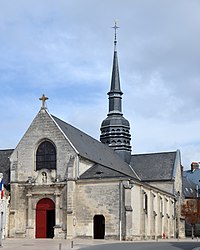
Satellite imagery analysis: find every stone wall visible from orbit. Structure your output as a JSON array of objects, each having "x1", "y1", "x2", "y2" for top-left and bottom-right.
[
  {"x1": 125, "y1": 182, "x2": 176, "y2": 240},
  {"x1": 75, "y1": 180, "x2": 120, "y2": 239},
  {"x1": 9, "y1": 109, "x2": 77, "y2": 238},
  {"x1": 10, "y1": 110, "x2": 77, "y2": 184}
]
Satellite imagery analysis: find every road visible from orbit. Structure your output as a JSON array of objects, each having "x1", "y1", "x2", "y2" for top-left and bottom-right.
[{"x1": 80, "y1": 242, "x2": 200, "y2": 250}]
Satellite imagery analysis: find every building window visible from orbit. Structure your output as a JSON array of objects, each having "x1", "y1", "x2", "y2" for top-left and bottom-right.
[
  {"x1": 160, "y1": 197, "x2": 164, "y2": 217},
  {"x1": 144, "y1": 194, "x2": 148, "y2": 213},
  {"x1": 36, "y1": 141, "x2": 56, "y2": 170},
  {"x1": 143, "y1": 192, "x2": 148, "y2": 214}
]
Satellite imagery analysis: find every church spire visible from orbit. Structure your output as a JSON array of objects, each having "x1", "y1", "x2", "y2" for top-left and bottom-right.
[
  {"x1": 100, "y1": 22, "x2": 132, "y2": 164},
  {"x1": 108, "y1": 21, "x2": 123, "y2": 115}
]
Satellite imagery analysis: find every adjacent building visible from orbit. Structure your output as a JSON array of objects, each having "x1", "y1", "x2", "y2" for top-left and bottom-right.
[{"x1": 183, "y1": 162, "x2": 200, "y2": 237}]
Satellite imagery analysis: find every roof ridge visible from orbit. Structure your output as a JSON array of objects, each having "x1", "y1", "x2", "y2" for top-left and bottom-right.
[{"x1": 132, "y1": 151, "x2": 177, "y2": 157}]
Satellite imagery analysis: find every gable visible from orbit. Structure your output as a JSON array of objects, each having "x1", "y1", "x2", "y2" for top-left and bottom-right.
[{"x1": 10, "y1": 109, "x2": 77, "y2": 182}]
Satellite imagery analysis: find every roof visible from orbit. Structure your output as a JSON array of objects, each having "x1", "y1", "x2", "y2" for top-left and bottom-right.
[
  {"x1": 80, "y1": 164, "x2": 130, "y2": 179},
  {"x1": 182, "y1": 174, "x2": 197, "y2": 198},
  {"x1": 130, "y1": 151, "x2": 178, "y2": 181},
  {"x1": 0, "y1": 149, "x2": 14, "y2": 187},
  {"x1": 51, "y1": 115, "x2": 138, "y2": 180},
  {"x1": 183, "y1": 169, "x2": 200, "y2": 184},
  {"x1": 183, "y1": 169, "x2": 200, "y2": 198}
]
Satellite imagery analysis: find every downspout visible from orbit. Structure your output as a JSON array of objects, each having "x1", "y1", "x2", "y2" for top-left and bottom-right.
[
  {"x1": 76, "y1": 155, "x2": 80, "y2": 179},
  {"x1": 119, "y1": 180, "x2": 123, "y2": 241}
]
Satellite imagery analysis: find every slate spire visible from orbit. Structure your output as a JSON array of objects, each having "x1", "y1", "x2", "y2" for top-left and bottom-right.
[
  {"x1": 108, "y1": 21, "x2": 123, "y2": 115},
  {"x1": 100, "y1": 22, "x2": 132, "y2": 164}
]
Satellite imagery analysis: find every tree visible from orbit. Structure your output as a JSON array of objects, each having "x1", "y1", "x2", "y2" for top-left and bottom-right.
[{"x1": 181, "y1": 199, "x2": 200, "y2": 239}]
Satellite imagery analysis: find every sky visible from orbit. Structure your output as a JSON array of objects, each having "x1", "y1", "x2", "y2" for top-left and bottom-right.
[{"x1": 0, "y1": 0, "x2": 200, "y2": 169}]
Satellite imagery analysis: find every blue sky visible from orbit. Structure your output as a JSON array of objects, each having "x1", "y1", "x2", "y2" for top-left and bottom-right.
[{"x1": 1, "y1": 0, "x2": 200, "y2": 169}]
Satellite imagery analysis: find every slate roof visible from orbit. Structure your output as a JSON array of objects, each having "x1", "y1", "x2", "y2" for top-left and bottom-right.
[
  {"x1": 183, "y1": 169, "x2": 200, "y2": 185},
  {"x1": 0, "y1": 149, "x2": 14, "y2": 187},
  {"x1": 80, "y1": 164, "x2": 130, "y2": 179},
  {"x1": 130, "y1": 151, "x2": 178, "y2": 181},
  {"x1": 183, "y1": 169, "x2": 200, "y2": 198},
  {"x1": 51, "y1": 115, "x2": 138, "y2": 179},
  {"x1": 182, "y1": 174, "x2": 197, "y2": 198}
]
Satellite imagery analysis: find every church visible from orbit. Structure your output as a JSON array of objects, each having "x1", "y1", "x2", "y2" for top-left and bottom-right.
[{"x1": 0, "y1": 26, "x2": 184, "y2": 240}]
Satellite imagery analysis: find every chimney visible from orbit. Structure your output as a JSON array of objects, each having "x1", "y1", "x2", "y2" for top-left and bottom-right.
[{"x1": 191, "y1": 162, "x2": 199, "y2": 172}]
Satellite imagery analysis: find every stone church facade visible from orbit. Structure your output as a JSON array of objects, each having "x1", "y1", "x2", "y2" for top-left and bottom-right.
[{"x1": 0, "y1": 29, "x2": 184, "y2": 240}]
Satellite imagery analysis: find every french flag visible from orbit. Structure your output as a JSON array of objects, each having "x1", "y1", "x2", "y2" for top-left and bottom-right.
[{"x1": 0, "y1": 179, "x2": 4, "y2": 199}]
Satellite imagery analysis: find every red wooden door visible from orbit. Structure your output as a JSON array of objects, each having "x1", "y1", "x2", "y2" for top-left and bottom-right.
[
  {"x1": 36, "y1": 198, "x2": 55, "y2": 238},
  {"x1": 36, "y1": 209, "x2": 46, "y2": 238}
]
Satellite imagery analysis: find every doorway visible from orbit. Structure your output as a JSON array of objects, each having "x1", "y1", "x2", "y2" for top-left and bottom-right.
[
  {"x1": 93, "y1": 215, "x2": 105, "y2": 239},
  {"x1": 36, "y1": 198, "x2": 55, "y2": 238}
]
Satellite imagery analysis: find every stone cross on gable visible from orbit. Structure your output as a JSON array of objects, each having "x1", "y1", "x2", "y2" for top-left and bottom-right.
[{"x1": 39, "y1": 94, "x2": 48, "y2": 109}]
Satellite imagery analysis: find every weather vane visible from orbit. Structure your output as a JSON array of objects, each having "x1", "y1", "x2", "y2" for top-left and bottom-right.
[{"x1": 112, "y1": 20, "x2": 120, "y2": 50}]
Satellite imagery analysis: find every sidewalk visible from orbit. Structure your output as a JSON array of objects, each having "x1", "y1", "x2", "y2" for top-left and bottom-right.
[
  {"x1": 0, "y1": 238, "x2": 111, "y2": 250},
  {"x1": 0, "y1": 238, "x2": 199, "y2": 250}
]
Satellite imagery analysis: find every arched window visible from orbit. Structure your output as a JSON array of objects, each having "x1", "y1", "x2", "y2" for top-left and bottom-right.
[{"x1": 36, "y1": 141, "x2": 56, "y2": 170}]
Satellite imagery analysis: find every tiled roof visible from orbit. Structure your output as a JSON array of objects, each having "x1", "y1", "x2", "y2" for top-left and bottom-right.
[
  {"x1": 0, "y1": 149, "x2": 14, "y2": 187},
  {"x1": 130, "y1": 151, "x2": 178, "y2": 181}
]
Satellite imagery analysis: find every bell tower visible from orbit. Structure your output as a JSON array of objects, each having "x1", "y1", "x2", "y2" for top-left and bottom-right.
[{"x1": 100, "y1": 22, "x2": 131, "y2": 163}]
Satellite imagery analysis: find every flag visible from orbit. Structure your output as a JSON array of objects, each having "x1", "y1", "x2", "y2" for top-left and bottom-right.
[{"x1": 0, "y1": 179, "x2": 4, "y2": 199}]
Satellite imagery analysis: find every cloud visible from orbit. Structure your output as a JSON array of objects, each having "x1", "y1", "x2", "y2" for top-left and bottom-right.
[{"x1": 0, "y1": 0, "x2": 200, "y2": 169}]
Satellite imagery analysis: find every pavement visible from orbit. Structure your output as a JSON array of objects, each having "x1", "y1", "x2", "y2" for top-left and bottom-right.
[
  {"x1": 0, "y1": 238, "x2": 111, "y2": 250},
  {"x1": 0, "y1": 238, "x2": 199, "y2": 250}
]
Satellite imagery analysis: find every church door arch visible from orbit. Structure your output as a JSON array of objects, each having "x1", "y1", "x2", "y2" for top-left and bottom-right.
[
  {"x1": 93, "y1": 215, "x2": 105, "y2": 239},
  {"x1": 36, "y1": 198, "x2": 55, "y2": 238}
]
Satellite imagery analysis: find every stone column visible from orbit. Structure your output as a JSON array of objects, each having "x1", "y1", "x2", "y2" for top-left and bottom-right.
[
  {"x1": 26, "y1": 193, "x2": 34, "y2": 238},
  {"x1": 124, "y1": 182, "x2": 133, "y2": 240},
  {"x1": 55, "y1": 191, "x2": 61, "y2": 226},
  {"x1": 54, "y1": 190, "x2": 64, "y2": 239}
]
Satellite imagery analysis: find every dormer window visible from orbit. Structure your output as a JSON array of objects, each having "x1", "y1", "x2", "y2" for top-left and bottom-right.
[{"x1": 36, "y1": 141, "x2": 56, "y2": 170}]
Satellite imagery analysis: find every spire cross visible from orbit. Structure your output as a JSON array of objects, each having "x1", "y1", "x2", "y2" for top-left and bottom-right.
[
  {"x1": 112, "y1": 20, "x2": 120, "y2": 50},
  {"x1": 39, "y1": 94, "x2": 48, "y2": 109}
]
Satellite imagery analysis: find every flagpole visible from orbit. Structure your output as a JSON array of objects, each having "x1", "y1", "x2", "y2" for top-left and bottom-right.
[{"x1": 0, "y1": 173, "x2": 4, "y2": 247}]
